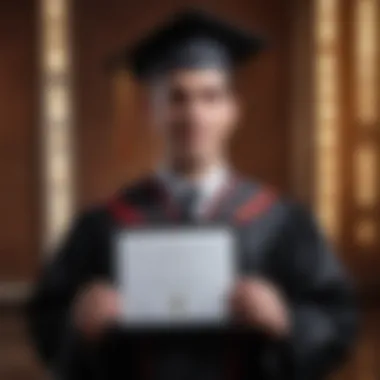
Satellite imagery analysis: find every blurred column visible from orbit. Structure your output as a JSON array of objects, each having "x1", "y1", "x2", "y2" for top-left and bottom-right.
[
  {"x1": 40, "y1": 0, "x2": 74, "y2": 254},
  {"x1": 353, "y1": 0, "x2": 379, "y2": 248},
  {"x1": 314, "y1": 0, "x2": 341, "y2": 241}
]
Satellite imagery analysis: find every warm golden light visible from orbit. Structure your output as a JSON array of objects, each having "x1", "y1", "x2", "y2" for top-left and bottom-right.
[
  {"x1": 354, "y1": 144, "x2": 377, "y2": 208},
  {"x1": 41, "y1": 0, "x2": 73, "y2": 253},
  {"x1": 353, "y1": 0, "x2": 378, "y2": 247},
  {"x1": 355, "y1": 0, "x2": 378, "y2": 125},
  {"x1": 314, "y1": 0, "x2": 340, "y2": 239}
]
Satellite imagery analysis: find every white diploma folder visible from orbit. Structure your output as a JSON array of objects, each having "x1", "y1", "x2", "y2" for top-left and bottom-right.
[{"x1": 115, "y1": 226, "x2": 236, "y2": 327}]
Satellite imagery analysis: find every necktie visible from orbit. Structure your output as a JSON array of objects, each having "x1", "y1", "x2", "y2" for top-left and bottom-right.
[{"x1": 177, "y1": 187, "x2": 199, "y2": 221}]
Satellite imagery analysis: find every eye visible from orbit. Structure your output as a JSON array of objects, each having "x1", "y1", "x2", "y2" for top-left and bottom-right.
[{"x1": 169, "y1": 88, "x2": 187, "y2": 105}]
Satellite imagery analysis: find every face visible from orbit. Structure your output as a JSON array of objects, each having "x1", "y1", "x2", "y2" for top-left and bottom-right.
[{"x1": 149, "y1": 68, "x2": 239, "y2": 166}]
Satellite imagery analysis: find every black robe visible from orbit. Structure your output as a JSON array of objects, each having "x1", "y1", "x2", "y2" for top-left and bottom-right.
[{"x1": 27, "y1": 175, "x2": 357, "y2": 380}]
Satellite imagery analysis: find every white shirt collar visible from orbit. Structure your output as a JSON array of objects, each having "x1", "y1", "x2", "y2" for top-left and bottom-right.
[{"x1": 156, "y1": 164, "x2": 230, "y2": 217}]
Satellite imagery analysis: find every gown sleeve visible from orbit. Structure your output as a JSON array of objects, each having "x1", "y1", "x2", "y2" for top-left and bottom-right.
[
  {"x1": 270, "y1": 202, "x2": 358, "y2": 380},
  {"x1": 27, "y1": 210, "x2": 105, "y2": 377}
]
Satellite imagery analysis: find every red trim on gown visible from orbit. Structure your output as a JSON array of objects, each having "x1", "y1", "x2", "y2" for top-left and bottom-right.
[{"x1": 234, "y1": 187, "x2": 277, "y2": 224}]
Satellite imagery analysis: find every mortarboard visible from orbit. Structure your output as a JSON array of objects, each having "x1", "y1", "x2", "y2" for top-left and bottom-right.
[{"x1": 108, "y1": 8, "x2": 266, "y2": 81}]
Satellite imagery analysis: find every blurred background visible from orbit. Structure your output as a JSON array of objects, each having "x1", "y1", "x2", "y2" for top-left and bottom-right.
[{"x1": 1, "y1": 0, "x2": 379, "y2": 379}]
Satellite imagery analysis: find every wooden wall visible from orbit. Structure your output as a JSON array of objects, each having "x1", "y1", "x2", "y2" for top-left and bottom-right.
[
  {"x1": 338, "y1": 0, "x2": 380, "y2": 295},
  {"x1": 0, "y1": 0, "x2": 39, "y2": 282}
]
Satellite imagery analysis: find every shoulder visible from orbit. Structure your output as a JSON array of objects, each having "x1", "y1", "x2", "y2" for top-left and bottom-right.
[
  {"x1": 235, "y1": 176, "x2": 317, "y2": 227},
  {"x1": 72, "y1": 176, "x2": 157, "y2": 226},
  {"x1": 234, "y1": 176, "x2": 279, "y2": 203}
]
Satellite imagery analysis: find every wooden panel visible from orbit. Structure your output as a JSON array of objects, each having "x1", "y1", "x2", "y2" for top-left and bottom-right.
[
  {"x1": 339, "y1": 0, "x2": 380, "y2": 290},
  {"x1": 73, "y1": 0, "x2": 295, "y2": 206},
  {"x1": 0, "y1": 0, "x2": 39, "y2": 281}
]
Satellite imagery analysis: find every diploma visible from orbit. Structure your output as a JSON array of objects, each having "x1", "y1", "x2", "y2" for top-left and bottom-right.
[{"x1": 114, "y1": 226, "x2": 236, "y2": 327}]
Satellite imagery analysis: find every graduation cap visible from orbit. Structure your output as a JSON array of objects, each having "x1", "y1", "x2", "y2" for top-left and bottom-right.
[{"x1": 108, "y1": 8, "x2": 266, "y2": 81}]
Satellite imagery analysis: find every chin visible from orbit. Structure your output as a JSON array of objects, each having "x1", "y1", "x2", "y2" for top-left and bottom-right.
[{"x1": 173, "y1": 151, "x2": 208, "y2": 167}]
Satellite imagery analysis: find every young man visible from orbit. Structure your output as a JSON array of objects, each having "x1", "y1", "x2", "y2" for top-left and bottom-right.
[{"x1": 29, "y1": 9, "x2": 356, "y2": 380}]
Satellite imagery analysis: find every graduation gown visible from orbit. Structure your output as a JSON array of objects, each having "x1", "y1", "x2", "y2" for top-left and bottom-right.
[{"x1": 27, "y1": 175, "x2": 357, "y2": 380}]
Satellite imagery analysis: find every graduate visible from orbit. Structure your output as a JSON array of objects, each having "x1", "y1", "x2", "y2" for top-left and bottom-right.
[{"x1": 28, "y1": 9, "x2": 357, "y2": 380}]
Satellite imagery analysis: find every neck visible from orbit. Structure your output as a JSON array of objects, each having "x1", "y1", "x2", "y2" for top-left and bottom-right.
[{"x1": 167, "y1": 156, "x2": 225, "y2": 182}]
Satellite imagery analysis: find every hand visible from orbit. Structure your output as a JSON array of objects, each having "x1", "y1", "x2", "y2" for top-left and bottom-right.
[
  {"x1": 230, "y1": 278, "x2": 291, "y2": 338},
  {"x1": 72, "y1": 281, "x2": 122, "y2": 341}
]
